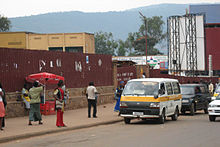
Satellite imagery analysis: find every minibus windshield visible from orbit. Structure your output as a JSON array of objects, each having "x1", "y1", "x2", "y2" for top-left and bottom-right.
[{"x1": 123, "y1": 81, "x2": 159, "y2": 96}]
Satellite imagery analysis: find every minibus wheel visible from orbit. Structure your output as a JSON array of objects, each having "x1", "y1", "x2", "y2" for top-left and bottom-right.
[
  {"x1": 124, "y1": 118, "x2": 131, "y2": 124},
  {"x1": 159, "y1": 109, "x2": 165, "y2": 124},
  {"x1": 172, "y1": 107, "x2": 178, "y2": 121}
]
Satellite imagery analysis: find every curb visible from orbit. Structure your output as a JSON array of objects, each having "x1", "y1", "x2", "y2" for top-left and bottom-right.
[{"x1": 0, "y1": 118, "x2": 123, "y2": 144}]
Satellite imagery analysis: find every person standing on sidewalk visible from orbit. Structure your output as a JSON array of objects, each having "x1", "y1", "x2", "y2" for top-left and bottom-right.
[
  {"x1": 86, "y1": 82, "x2": 98, "y2": 118},
  {"x1": 54, "y1": 80, "x2": 66, "y2": 127},
  {"x1": 142, "y1": 72, "x2": 146, "y2": 78},
  {"x1": 0, "y1": 82, "x2": 6, "y2": 131},
  {"x1": 28, "y1": 81, "x2": 43, "y2": 125},
  {"x1": 209, "y1": 81, "x2": 214, "y2": 95},
  {"x1": 114, "y1": 81, "x2": 124, "y2": 113},
  {"x1": 22, "y1": 83, "x2": 30, "y2": 112}
]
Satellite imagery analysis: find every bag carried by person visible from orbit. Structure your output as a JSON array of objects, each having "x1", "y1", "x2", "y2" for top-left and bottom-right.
[{"x1": 56, "y1": 100, "x2": 63, "y2": 109}]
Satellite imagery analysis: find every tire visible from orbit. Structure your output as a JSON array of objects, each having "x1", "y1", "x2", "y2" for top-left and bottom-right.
[
  {"x1": 124, "y1": 117, "x2": 131, "y2": 124},
  {"x1": 181, "y1": 110, "x2": 185, "y2": 115},
  {"x1": 209, "y1": 115, "x2": 216, "y2": 122},
  {"x1": 204, "y1": 103, "x2": 208, "y2": 114},
  {"x1": 172, "y1": 107, "x2": 179, "y2": 121},
  {"x1": 190, "y1": 104, "x2": 195, "y2": 116},
  {"x1": 159, "y1": 109, "x2": 166, "y2": 124}
]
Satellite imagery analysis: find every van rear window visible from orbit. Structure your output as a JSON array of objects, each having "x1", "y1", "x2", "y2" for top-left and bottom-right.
[{"x1": 180, "y1": 86, "x2": 195, "y2": 95}]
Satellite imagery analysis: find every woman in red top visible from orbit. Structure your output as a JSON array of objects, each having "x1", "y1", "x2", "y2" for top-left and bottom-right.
[{"x1": 54, "y1": 80, "x2": 66, "y2": 127}]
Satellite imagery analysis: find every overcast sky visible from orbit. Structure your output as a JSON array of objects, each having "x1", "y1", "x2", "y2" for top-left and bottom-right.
[{"x1": 1, "y1": 0, "x2": 220, "y2": 18}]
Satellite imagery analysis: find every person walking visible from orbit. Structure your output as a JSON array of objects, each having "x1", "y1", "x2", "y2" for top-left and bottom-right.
[
  {"x1": 86, "y1": 82, "x2": 98, "y2": 118},
  {"x1": 28, "y1": 81, "x2": 43, "y2": 125},
  {"x1": 114, "y1": 81, "x2": 124, "y2": 113},
  {"x1": 209, "y1": 81, "x2": 214, "y2": 95},
  {"x1": 54, "y1": 80, "x2": 66, "y2": 127},
  {"x1": 142, "y1": 72, "x2": 146, "y2": 78},
  {"x1": 22, "y1": 83, "x2": 30, "y2": 111},
  {"x1": 0, "y1": 82, "x2": 6, "y2": 131}
]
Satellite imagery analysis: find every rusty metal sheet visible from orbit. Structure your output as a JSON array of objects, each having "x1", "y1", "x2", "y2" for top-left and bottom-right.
[
  {"x1": 205, "y1": 27, "x2": 220, "y2": 71},
  {"x1": 117, "y1": 66, "x2": 137, "y2": 84},
  {"x1": 0, "y1": 48, "x2": 113, "y2": 92},
  {"x1": 149, "y1": 69, "x2": 219, "y2": 84}
]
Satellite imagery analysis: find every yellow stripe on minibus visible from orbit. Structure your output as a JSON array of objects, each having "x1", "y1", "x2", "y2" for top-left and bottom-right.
[{"x1": 121, "y1": 95, "x2": 182, "y2": 102}]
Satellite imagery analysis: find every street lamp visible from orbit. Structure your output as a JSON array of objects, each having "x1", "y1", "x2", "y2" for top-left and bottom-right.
[{"x1": 139, "y1": 12, "x2": 147, "y2": 64}]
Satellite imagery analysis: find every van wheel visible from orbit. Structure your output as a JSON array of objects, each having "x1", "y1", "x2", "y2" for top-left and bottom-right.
[
  {"x1": 204, "y1": 103, "x2": 208, "y2": 114},
  {"x1": 181, "y1": 110, "x2": 185, "y2": 115},
  {"x1": 209, "y1": 115, "x2": 216, "y2": 122},
  {"x1": 159, "y1": 109, "x2": 166, "y2": 124},
  {"x1": 124, "y1": 118, "x2": 131, "y2": 124},
  {"x1": 190, "y1": 104, "x2": 195, "y2": 116},
  {"x1": 172, "y1": 107, "x2": 179, "y2": 121}
]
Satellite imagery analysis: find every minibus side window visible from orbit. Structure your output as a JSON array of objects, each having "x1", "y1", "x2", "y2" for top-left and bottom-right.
[
  {"x1": 166, "y1": 82, "x2": 173, "y2": 95},
  {"x1": 172, "y1": 82, "x2": 181, "y2": 94},
  {"x1": 160, "y1": 83, "x2": 166, "y2": 95}
]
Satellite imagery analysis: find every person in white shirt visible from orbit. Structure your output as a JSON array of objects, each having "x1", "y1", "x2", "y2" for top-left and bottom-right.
[
  {"x1": 209, "y1": 82, "x2": 214, "y2": 95},
  {"x1": 86, "y1": 82, "x2": 98, "y2": 118},
  {"x1": 142, "y1": 72, "x2": 146, "y2": 78}
]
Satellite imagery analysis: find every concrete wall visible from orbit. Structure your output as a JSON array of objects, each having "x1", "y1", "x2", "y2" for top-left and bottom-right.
[
  {"x1": 85, "y1": 33, "x2": 95, "y2": 54},
  {"x1": 5, "y1": 86, "x2": 115, "y2": 118},
  {"x1": 0, "y1": 32, "x2": 26, "y2": 49},
  {"x1": 28, "y1": 34, "x2": 48, "y2": 50},
  {"x1": 0, "y1": 32, "x2": 95, "y2": 53}
]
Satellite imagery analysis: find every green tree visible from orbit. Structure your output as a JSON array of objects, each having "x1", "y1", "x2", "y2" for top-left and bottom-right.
[
  {"x1": 0, "y1": 15, "x2": 11, "y2": 32},
  {"x1": 117, "y1": 39, "x2": 127, "y2": 56},
  {"x1": 95, "y1": 31, "x2": 118, "y2": 55},
  {"x1": 126, "y1": 16, "x2": 165, "y2": 55}
]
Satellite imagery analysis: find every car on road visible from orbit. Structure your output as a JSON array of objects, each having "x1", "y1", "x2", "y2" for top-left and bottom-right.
[
  {"x1": 208, "y1": 94, "x2": 220, "y2": 121},
  {"x1": 180, "y1": 84, "x2": 210, "y2": 115},
  {"x1": 120, "y1": 78, "x2": 182, "y2": 124}
]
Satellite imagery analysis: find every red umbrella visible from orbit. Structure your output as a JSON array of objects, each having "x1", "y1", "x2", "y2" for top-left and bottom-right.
[
  {"x1": 26, "y1": 72, "x2": 64, "y2": 104},
  {"x1": 26, "y1": 72, "x2": 64, "y2": 84}
]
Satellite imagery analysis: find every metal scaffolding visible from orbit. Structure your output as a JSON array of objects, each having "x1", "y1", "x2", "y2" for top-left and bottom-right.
[
  {"x1": 167, "y1": 16, "x2": 181, "y2": 75},
  {"x1": 168, "y1": 14, "x2": 201, "y2": 77},
  {"x1": 185, "y1": 14, "x2": 197, "y2": 76}
]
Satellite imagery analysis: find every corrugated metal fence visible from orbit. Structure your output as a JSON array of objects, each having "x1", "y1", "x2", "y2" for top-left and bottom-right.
[
  {"x1": 150, "y1": 69, "x2": 219, "y2": 84},
  {"x1": 117, "y1": 66, "x2": 137, "y2": 84},
  {"x1": 0, "y1": 48, "x2": 113, "y2": 92}
]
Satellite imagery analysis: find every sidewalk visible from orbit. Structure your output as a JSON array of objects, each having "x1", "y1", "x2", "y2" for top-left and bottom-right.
[{"x1": 0, "y1": 102, "x2": 123, "y2": 143}]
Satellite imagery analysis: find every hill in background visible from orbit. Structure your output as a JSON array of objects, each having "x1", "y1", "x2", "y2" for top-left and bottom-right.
[
  {"x1": 9, "y1": 4, "x2": 188, "y2": 39},
  {"x1": 9, "y1": 3, "x2": 204, "y2": 54}
]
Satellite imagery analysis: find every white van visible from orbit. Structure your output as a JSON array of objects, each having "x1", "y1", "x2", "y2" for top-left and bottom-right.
[{"x1": 120, "y1": 78, "x2": 182, "y2": 124}]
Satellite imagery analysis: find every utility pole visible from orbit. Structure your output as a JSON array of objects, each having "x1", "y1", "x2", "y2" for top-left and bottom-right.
[{"x1": 139, "y1": 12, "x2": 148, "y2": 64}]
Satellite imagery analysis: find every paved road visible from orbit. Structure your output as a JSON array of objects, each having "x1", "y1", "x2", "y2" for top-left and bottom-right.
[{"x1": 2, "y1": 112, "x2": 220, "y2": 147}]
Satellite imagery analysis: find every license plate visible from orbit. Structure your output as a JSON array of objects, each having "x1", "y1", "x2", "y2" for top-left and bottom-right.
[
  {"x1": 133, "y1": 112, "x2": 144, "y2": 116},
  {"x1": 182, "y1": 100, "x2": 189, "y2": 103}
]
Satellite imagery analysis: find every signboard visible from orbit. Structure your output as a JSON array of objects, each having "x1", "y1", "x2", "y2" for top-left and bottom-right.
[{"x1": 112, "y1": 55, "x2": 168, "y2": 69}]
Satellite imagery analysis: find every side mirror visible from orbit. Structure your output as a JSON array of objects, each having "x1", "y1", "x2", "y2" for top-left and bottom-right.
[
  {"x1": 158, "y1": 89, "x2": 163, "y2": 95},
  {"x1": 154, "y1": 94, "x2": 159, "y2": 99}
]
